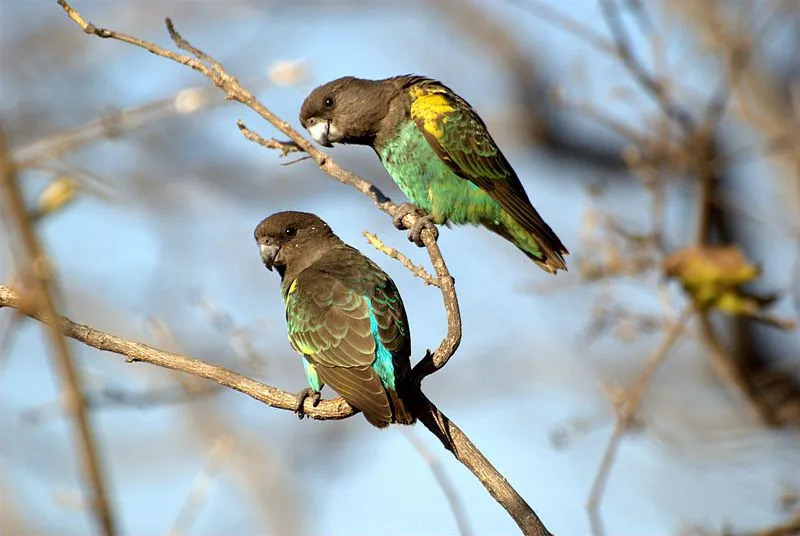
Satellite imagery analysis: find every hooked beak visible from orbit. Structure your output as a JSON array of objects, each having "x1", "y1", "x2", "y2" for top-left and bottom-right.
[
  {"x1": 305, "y1": 118, "x2": 342, "y2": 147},
  {"x1": 306, "y1": 119, "x2": 333, "y2": 147},
  {"x1": 259, "y1": 243, "x2": 280, "y2": 271}
]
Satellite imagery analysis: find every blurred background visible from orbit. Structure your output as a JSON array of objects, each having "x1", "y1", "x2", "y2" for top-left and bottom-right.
[{"x1": 1, "y1": 1, "x2": 799, "y2": 534}]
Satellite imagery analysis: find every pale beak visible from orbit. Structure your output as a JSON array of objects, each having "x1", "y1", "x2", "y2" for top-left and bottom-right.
[
  {"x1": 307, "y1": 119, "x2": 333, "y2": 147},
  {"x1": 259, "y1": 243, "x2": 280, "y2": 271}
]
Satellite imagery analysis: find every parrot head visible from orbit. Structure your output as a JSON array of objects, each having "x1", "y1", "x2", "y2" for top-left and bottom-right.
[
  {"x1": 299, "y1": 76, "x2": 393, "y2": 147},
  {"x1": 254, "y1": 211, "x2": 336, "y2": 278}
]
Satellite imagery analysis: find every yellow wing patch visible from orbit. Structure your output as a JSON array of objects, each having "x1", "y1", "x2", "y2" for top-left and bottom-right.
[
  {"x1": 410, "y1": 90, "x2": 453, "y2": 139},
  {"x1": 292, "y1": 338, "x2": 315, "y2": 356},
  {"x1": 288, "y1": 279, "x2": 299, "y2": 295}
]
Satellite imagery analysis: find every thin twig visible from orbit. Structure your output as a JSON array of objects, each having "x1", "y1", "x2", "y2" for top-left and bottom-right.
[
  {"x1": 51, "y1": 4, "x2": 560, "y2": 533},
  {"x1": 14, "y1": 85, "x2": 224, "y2": 168},
  {"x1": 0, "y1": 129, "x2": 116, "y2": 535},
  {"x1": 586, "y1": 306, "x2": 693, "y2": 536},
  {"x1": 20, "y1": 384, "x2": 220, "y2": 425},
  {"x1": 403, "y1": 429, "x2": 472, "y2": 536},
  {"x1": 236, "y1": 120, "x2": 302, "y2": 156},
  {"x1": 363, "y1": 232, "x2": 440, "y2": 288},
  {"x1": 599, "y1": 0, "x2": 695, "y2": 134},
  {"x1": 168, "y1": 435, "x2": 235, "y2": 536},
  {"x1": 507, "y1": 0, "x2": 616, "y2": 53}
]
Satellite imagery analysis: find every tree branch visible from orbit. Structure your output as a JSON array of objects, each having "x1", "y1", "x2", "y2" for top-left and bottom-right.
[
  {"x1": 598, "y1": 0, "x2": 696, "y2": 135},
  {"x1": 0, "y1": 282, "x2": 548, "y2": 535},
  {"x1": 0, "y1": 284, "x2": 357, "y2": 420},
  {"x1": 586, "y1": 306, "x2": 693, "y2": 536},
  {"x1": 57, "y1": 0, "x2": 462, "y2": 380},
  {"x1": 363, "y1": 231, "x2": 440, "y2": 288},
  {"x1": 236, "y1": 121, "x2": 302, "y2": 157},
  {"x1": 0, "y1": 129, "x2": 116, "y2": 535},
  {"x1": 14, "y1": 86, "x2": 221, "y2": 169},
  {"x1": 44, "y1": 3, "x2": 549, "y2": 532},
  {"x1": 403, "y1": 429, "x2": 472, "y2": 536}
]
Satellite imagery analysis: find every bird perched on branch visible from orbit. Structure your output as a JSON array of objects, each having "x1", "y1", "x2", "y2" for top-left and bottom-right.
[
  {"x1": 300, "y1": 75, "x2": 568, "y2": 273},
  {"x1": 255, "y1": 211, "x2": 415, "y2": 427}
]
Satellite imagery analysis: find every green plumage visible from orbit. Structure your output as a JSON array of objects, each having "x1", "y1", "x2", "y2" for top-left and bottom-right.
[
  {"x1": 380, "y1": 121, "x2": 498, "y2": 224},
  {"x1": 299, "y1": 75, "x2": 569, "y2": 273}
]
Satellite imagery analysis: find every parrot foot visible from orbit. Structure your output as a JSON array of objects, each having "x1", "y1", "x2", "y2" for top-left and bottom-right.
[
  {"x1": 392, "y1": 203, "x2": 425, "y2": 230},
  {"x1": 407, "y1": 214, "x2": 438, "y2": 247},
  {"x1": 392, "y1": 203, "x2": 438, "y2": 247},
  {"x1": 294, "y1": 387, "x2": 321, "y2": 419}
]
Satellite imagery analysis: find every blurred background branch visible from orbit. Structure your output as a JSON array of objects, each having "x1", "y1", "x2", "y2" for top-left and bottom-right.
[{"x1": 0, "y1": 128, "x2": 116, "y2": 535}]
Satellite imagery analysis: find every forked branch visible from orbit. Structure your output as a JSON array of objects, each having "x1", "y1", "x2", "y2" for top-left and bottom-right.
[{"x1": 51, "y1": 2, "x2": 548, "y2": 534}]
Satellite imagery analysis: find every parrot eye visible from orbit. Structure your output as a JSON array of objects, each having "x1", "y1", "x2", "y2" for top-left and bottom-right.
[
  {"x1": 284, "y1": 227, "x2": 297, "y2": 238},
  {"x1": 323, "y1": 96, "x2": 334, "y2": 108}
]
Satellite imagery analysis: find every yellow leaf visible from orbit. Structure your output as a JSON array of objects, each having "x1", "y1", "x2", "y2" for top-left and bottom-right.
[
  {"x1": 715, "y1": 291, "x2": 759, "y2": 316},
  {"x1": 663, "y1": 246, "x2": 759, "y2": 288},
  {"x1": 37, "y1": 176, "x2": 78, "y2": 216}
]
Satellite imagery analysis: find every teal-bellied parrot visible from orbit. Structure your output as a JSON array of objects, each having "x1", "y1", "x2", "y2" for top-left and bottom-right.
[{"x1": 255, "y1": 211, "x2": 415, "y2": 427}]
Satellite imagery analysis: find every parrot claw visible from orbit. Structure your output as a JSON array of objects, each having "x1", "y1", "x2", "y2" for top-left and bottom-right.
[
  {"x1": 407, "y1": 214, "x2": 438, "y2": 247},
  {"x1": 392, "y1": 203, "x2": 424, "y2": 231},
  {"x1": 392, "y1": 203, "x2": 438, "y2": 247},
  {"x1": 294, "y1": 387, "x2": 321, "y2": 419}
]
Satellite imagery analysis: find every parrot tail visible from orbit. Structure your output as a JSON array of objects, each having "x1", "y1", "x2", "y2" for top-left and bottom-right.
[{"x1": 485, "y1": 214, "x2": 568, "y2": 274}]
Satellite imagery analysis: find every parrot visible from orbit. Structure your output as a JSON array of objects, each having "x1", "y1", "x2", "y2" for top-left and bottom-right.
[
  {"x1": 299, "y1": 75, "x2": 568, "y2": 273},
  {"x1": 255, "y1": 210, "x2": 415, "y2": 427}
]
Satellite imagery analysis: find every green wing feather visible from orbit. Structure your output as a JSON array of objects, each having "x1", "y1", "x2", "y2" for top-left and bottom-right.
[
  {"x1": 368, "y1": 277, "x2": 410, "y2": 359},
  {"x1": 284, "y1": 248, "x2": 411, "y2": 427},
  {"x1": 410, "y1": 80, "x2": 568, "y2": 268}
]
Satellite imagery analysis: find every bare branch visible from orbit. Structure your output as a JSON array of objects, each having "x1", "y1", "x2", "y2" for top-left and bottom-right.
[
  {"x1": 1, "y1": 282, "x2": 548, "y2": 535},
  {"x1": 0, "y1": 284, "x2": 357, "y2": 420},
  {"x1": 49, "y1": 3, "x2": 564, "y2": 533},
  {"x1": 14, "y1": 86, "x2": 221, "y2": 168},
  {"x1": 0, "y1": 129, "x2": 116, "y2": 535},
  {"x1": 403, "y1": 429, "x2": 472, "y2": 536},
  {"x1": 363, "y1": 231, "x2": 440, "y2": 288},
  {"x1": 586, "y1": 306, "x2": 693, "y2": 536},
  {"x1": 599, "y1": 0, "x2": 695, "y2": 134},
  {"x1": 168, "y1": 435, "x2": 235, "y2": 536},
  {"x1": 237, "y1": 120, "x2": 302, "y2": 157}
]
